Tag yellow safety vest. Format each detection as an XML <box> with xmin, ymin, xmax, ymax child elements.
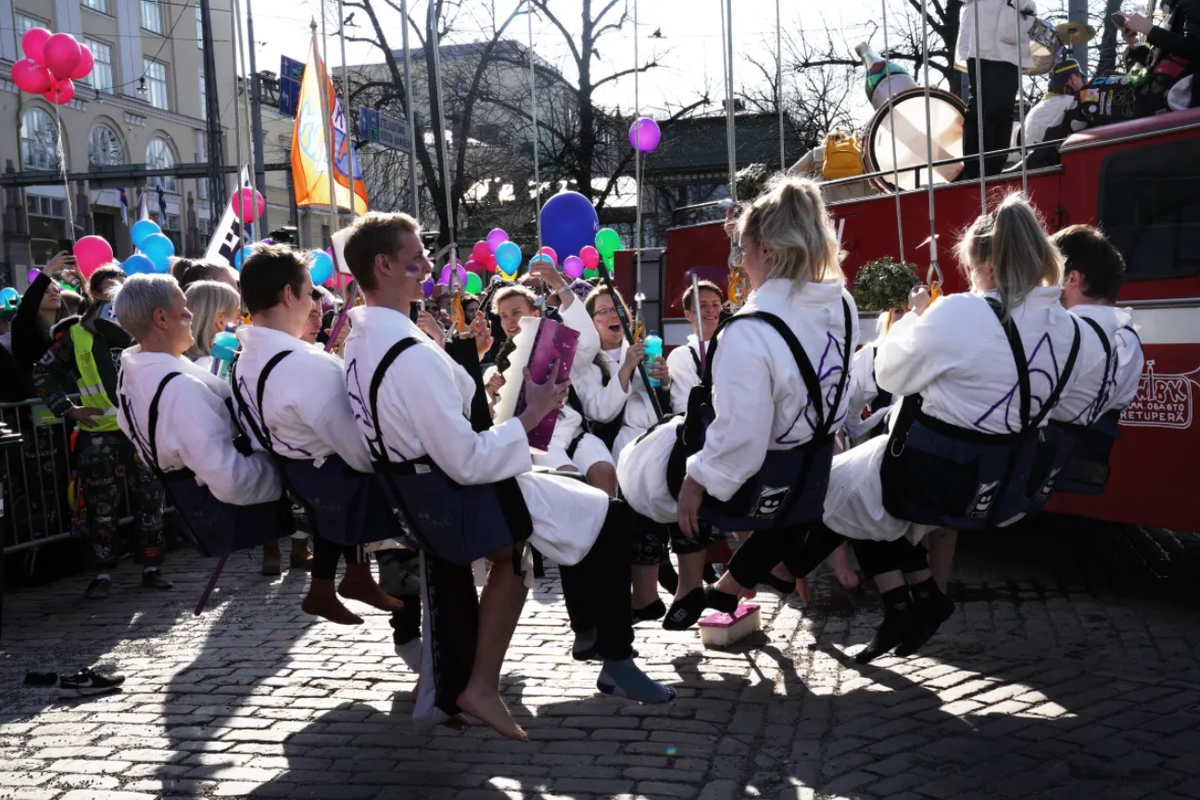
<box><xmin>69</xmin><ymin>323</ymin><xmax>120</xmax><ymax>432</ymax></box>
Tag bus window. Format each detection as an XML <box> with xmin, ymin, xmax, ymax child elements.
<box><xmin>1099</xmin><ymin>140</ymin><xmax>1200</xmax><ymax>282</ymax></box>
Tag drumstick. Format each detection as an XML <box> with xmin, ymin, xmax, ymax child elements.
<box><xmin>691</xmin><ymin>273</ymin><xmax>707</xmax><ymax>373</ymax></box>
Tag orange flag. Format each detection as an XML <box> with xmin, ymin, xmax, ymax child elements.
<box><xmin>291</xmin><ymin>43</ymin><xmax>368</xmax><ymax>213</ymax></box>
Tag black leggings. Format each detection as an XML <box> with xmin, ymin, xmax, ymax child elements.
<box><xmin>559</xmin><ymin>500</ymin><xmax>635</xmax><ymax>661</ymax></box>
<box><xmin>312</xmin><ymin>537</ymin><xmax>366</xmax><ymax>580</ymax></box>
<box><xmin>725</xmin><ymin>522</ymin><xmax>930</xmax><ymax>587</ymax></box>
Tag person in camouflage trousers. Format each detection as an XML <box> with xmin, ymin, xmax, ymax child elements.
<box><xmin>33</xmin><ymin>266</ymin><xmax>172</xmax><ymax>599</ymax></box>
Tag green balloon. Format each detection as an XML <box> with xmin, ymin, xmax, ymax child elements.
<box><xmin>583</xmin><ymin>268</ymin><xmax>599</xmax><ymax>280</ymax></box>
<box><xmin>465</xmin><ymin>272</ymin><xmax>483</xmax><ymax>294</ymax></box>
<box><xmin>594</xmin><ymin>228</ymin><xmax>622</xmax><ymax>258</ymax></box>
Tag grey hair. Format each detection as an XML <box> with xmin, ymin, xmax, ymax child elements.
<box><xmin>112</xmin><ymin>273</ymin><xmax>181</xmax><ymax>340</ymax></box>
<box><xmin>184</xmin><ymin>280</ymin><xmax>241</xmax><ymax>359</ymax></box>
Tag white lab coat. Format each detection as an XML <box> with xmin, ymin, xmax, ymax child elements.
<box><xmin>234</xmin><ymin>326</ymin><xmax>373</xmax><ymax>473</ymax></box>
<box><xmin>343</xmin><ymin>305</ymin><xmax>609</xmax><ymax>566</ymax></box>
<box><xmin>666</xmin><ymin>335</ymin><xmax>708</xmax><ymax>414</ymax></box>
<box><xmin>843</xmin><ymin>344</ymin><xmax>897</xmax><ymax>441</ymax></box>
<box><xmin>823</xmin><ymin>288</ymin><xmax>1085</xmax><ymax>542</ymax></box>
<box><xmin>618</xmin><ymin>278</ymin><xmax>859</xmax><ymax>523</ymax></box>
<box><xmin>955</xmin><ymin>0</ymin><xmax>1037</xmax><ymax>70</ymax></box>
<box><xmin>116</xmin><ymin>346</ymin><xmax>281</xmax><ymax>505</ymax></box>
<box><xmin>1051</xmin><ymin>305</ymin><xmax>1144</xmax><ymax>424</ymax></box>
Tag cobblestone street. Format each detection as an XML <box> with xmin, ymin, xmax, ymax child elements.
<box><xmin>2</xmin><ymin>527</ymin><xmax>1199</xmax><ymax>800</ymax></box>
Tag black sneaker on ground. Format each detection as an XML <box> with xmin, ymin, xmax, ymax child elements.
<box><xmin>141</xmin><ymin>570</ymin><xmax>174</xmax><ymax>590</ymax></box>
<box><xmin>84</xmin><ymin>577</ymin><xmax>112</xmax><ymax>599</ymax></box>
<box><xmin>59</xmin><ymin>668</ymin><xmax>125</xmax><ymax>696</ymax></box>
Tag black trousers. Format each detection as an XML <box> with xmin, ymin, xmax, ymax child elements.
<box><xmin>962</xmin><ymin>58</ymin><xmax>1020</xmax><ymax>180</ymax></box>
<box><xmin>726</xmin><ymin>522</ymin><xmax>931</xmax><ymax>587</ymax></box>
<box><xmin>559</xmin><ymin>500</ymin><xmax>635</xmax><ymax>661</ymax></box>
<box><xmin>312</xmin><ymin>538</ymin><xmax>365</xmax><ymax>580</ymax></box>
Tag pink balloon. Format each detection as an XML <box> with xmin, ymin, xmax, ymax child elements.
<box><xmin>43</xmin><ymin>78</ymin><xmax>75</xmax><ymax>106</ymax></box>
<box><xmin>486</xmin><ymin>228</ymin><xmax>508</xmax><ymax>253</ymax></box>
<box><xmin>563</xmin><ymin>255</ymin><xmax>584</xmax><ymax>280</ymax></box>
<box><xmin>471</xmin><ymin>241</ymin><xmax>491</xmax><ymax>264</ymax></box>
<box><xmin>21</xmin><ymin>28</ymin><xmax>51</xmax><ymax>64</ymax></box>
<box><xmin>69</xmin><ymin>44</ymin><xmax>94</xmax><ymax>81</ymax></box>
<box><xmin>230</xmin><ymin>188</ymin><xmax>265</xmax><ymax>223</ymax></box>
<box><xmin>43</xmin><ymin>33</ymin><xmax>82</xmax><ymax>81</ymax></box>
<box><xmin>538</xmin><ymin>246</ymin><xmax>558</xmax><ymax>266</ymax></box>
<box><xmin>629</xmin><ymin>117</ymin><xmax>662</xmax><ymax>153</ymax></box>
<box><xmin>579</xmin><ymin>245</ymin><xmax>600</xmax><ymax>270</ymax></box>
<box><xmin>73</xmin><ymin>235</ymin><xmax>114</xmax><ymax>279</ymax></box>
<box><xmin>10</xmin><ymin>58</ymin><xmax>53</xmax><ymax>94</ymax></box>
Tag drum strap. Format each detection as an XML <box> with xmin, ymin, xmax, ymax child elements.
<box><xmin>1079</xmin><ymin>317</ymin><xmax>1114</xmax><ymax>426</ymax></box>
<box><xmin>230</xmin><ymin>350</ymin><xmax>293</xmax><ymax>453</ymax></box>
<box><xmin>117</xmin><ymin>370</ymin><xmax>191</xmax><ymax>481</ymax></box>
<box><xmin>366</xmin><ymin>338</ymin><xmax>425</xmax><ymax>463</ymax></box>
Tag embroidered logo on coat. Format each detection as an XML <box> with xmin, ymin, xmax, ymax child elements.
<box><xmin>751</xmin><ymin>486</ymin><xmax>791</xmax><ymax>518</ymax></box>
<box><xmin>967</xmin><ymin>480</ymin><xmax>1000</xmax><ymax>519</ymax></box>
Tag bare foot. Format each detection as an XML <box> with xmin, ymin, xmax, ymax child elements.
<box><xmin>828</xmin><ymin>544</ymin><xmax>860</xmax><ymax>590</ymax></box>
<box><xmin>301</xmin><ymin>593</ymin><xmax>364</xmax><ymax>625</ymax></box>
<box><xmin>795</xmin><ymin>578</ymin><xmax>812</xmax><ymax>604</ymax></box>
<box><xmin>339</xmin><ymin>573</ymin><xmax>404</xmax><ymax>613</ymax></box>
<box><xmin>456</xmin><ymin>686</ymin><xmax>527</xmax><ymax>742</ymax></box>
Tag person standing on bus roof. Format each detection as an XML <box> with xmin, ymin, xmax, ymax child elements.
<box><xmin>956</xmin><ymin>0</ymin><xmax>1038</xmax><ymax>179</ymax></box>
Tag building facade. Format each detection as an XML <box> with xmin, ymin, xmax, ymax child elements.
<box><xmin>0</xmin><ymin>0</ymin><xmax>237</xmax><ymax>288</ymax></box>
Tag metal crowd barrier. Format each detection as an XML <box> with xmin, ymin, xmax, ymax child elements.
<box><xmin>0</xmin><ymin>397</ymin><xmax>168</xmax><ymax>556</ymax></box>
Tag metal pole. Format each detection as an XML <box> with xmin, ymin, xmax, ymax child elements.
<box><xmin>724</xmin><ymin>0</ymin><xmax>737</xmax><ymax>203</ymax></box>
<box><xmin>246</xmin><ymin>0</ymin><xmax>268</xmax><ymax>233</ymax></box>
<box><xmin>527</xmin><ymin>0</ymin><xmax>541</xmax><ymax>251</ymax></box>
<box><xmin>401</xmin><ymin>0</ymin><xmax>419</xmax><ymax>220</ymax></box>
<box><xmin>429</xmin><ymin>2</ymin><xmax>457</xmax><ymax>269</ymax></box>
<box><xmin>311</xmin><ymin>20</ymin><xmax>339</xmax><ymax>236</ymax></box>
<box><xmin>776</xmin><ymin>0</ymin><xmax>785</xmax><ymax>171</ymax></box>
<box><xmin>336</xmin><ymin>0</ymin><xmax>359</xmax><ymax>218</ymax></box>
<box><xmin>200</xmin><ymin>0</ymin><xmax>226</xmax><ymax>211</ymax></box>
<box><xmin>230</xmin><ymin>0</ymin><xmax>246</xmax><ymax>262</ymax></box>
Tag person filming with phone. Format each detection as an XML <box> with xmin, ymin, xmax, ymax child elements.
<box><xmin>1115</xmin><ymin>1</ymin><xmax>1199</xmax><ymax>111</ymax></box>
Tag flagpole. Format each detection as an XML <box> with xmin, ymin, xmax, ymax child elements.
<box><xmin>336</xmin><ymin>0</ymin><xmax>359</xmax><ymax>219</ymax></box>
<box><xmin>400</xmin><ymin>0</ymin><xmax>418</xmax><ymax>220</ymax></box>
<box><xmin>311</xmin><ymin>19</ymin><xmax>340</xmax><ymax>242</ymax></box>
<box><xmin>231</xmin><ymin>0</ymin><xmax>246</xmax><ymax>264</ymax></box>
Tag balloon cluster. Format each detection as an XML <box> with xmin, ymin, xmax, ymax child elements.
<box><xmin>9</xmin><ymin>29</ymin><xmax>93</xmax><ymax>105</ymax></box>
<box><xmin>123</xmin><ymin>219</ymin><xmax>175</xmax><ymax>275</ymax></box>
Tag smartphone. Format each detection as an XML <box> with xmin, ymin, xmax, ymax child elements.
<box><xmin>410</xmin><ymin>301</ymin><xmax>420</xmax><ymax>323</ymax></box>
<box><xmin>1111</xmin><ymin>12</ymin><xmax>1127</xmax><ymax>28</ymax></box>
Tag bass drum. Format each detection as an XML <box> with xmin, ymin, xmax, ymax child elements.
<box><xmin>862</xmin><ymin>88</ymin><xmax>967</xmax><ymax>193</ymax></box>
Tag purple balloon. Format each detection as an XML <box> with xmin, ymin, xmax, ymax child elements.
<box><xmin>422</xmin><ymin>277</ymin><xmax>435</xmax><ymax>299</ymax></box>
<box><xmin>259</xmin><ymin>237</ymin><xmax>273</xmax><ymax>246</ymax></box>
<box><xmin>629</xmin><ymin>117</ymin><xmax>661</xmax><ymax>153</ymax></box>
<box><xmin>562</xmin><ymin>255</ymin><xmax>585</xmax><ymax>280</ymax></box>
<box><xmin>440</xmin><ymin>263</ymin><xmax>467</xmax><ymax>287</ymax></box>
<box><xmin>486</xmin><ymin>228</ymin><xmax>508</xmax><ymax>253</ymax></box>
<box><xmin>27</xmin><ymin>268</ymin><xmax>42</xmax><ymax>283</ymax></box>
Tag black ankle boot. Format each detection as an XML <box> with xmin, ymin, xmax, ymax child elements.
<box><xmin>856</xmin><ymin>586</ymin><xmax>919</xmax><ymax>665</ymax></box>
<box><xmin>894</xmin><ymin>580</ymin><xmax>955</xmax><ymax>657</ymax></box>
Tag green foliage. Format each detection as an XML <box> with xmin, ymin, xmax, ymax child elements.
<box><xmin>853</xmin><ymin>257</ymin><xmax>921</xmax><ymax>312</ymax></box>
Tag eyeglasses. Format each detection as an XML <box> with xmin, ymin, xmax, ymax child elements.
<box><xmin>591</xmin><ymin>306</ymin><xmax>618</xmax><ymax>318</ymax></box>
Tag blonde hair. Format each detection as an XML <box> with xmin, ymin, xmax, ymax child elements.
<box><xmin>726</xmin><ymin>174</ymin><xmax>845</xmax><ymax>286</ymax></box>
<box><xmin>491</xmin><ymin>285</ymin><xmax>538</xmax><ymax>315</ymax></box>
<box><xmin>955</xmin><ymin>193</ymin><xmax>1063</xmax><ymax>318</ymax></box>
<box><xmin>184</xmin><ymin>280</ymin><xmax>241</xmax><ymax>359</ymax></box>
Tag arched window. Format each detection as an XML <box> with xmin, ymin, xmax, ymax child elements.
<box><xmin>88</xmin><ymin>123</ymin><xmax>125</xmax><ymax>167</ymax></box>
<box><xmin>145</xmin><ymin>136</ymin><xmax>177</xmax><ymax>192</ymax></box>
<box><xmin>20</xmin><ymin>108</ymin><xmax>61</xmax><ymax>171</ymax></box>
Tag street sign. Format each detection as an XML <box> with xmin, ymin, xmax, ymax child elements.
<box><xmin>358</xmin><ymin>106</ymin><xmax>411</xmax><ymax>151</ymax></box>
<box><xmin>279</xmin><ymin>56</ymin><xmax>305</xmax><ymax>117</ymax></box>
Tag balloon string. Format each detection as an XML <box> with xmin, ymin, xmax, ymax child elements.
<box><xmin>55</xmin><ymin>102</ymin><xmax>75</xmax><ymax>245</ymax></box>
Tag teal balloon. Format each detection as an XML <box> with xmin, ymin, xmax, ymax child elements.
<box><xmin>309</xmin><ymin>250</ymin><xmax>334</xmax><ymax>286</ymax></box>
<box><xmin>122</xmin><ymin>254</ymin><xmax>155</xmax><ymax>275</ymax></box>
<box><xmin>495</xmin><ymin>241</ymin><xmax>522</xmax><ymax>273</ymax></box>
<box><xmin>0</xmin><ymin>287</ymin><xmax>18</xmax><ymax>307</ymax></box>
<box><xmin>140</xmin><ymin>233</ymin><xmax>175</xmax><ymax>273</ymax></box>
<box><xmin>233</xmin><ymin>248</ymin><xmax>247</xmax><ymax>271</ymax></box>
<box><xmin>130</xmin><ymin>219</ymin><xmax>161</xmax><ymax>249</ymax></box>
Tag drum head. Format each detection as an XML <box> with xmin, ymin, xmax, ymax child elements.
<box><xmin>1025</xmin><ymin>51</ymin><xmax>1054</xmax><ymax>75</ymax></box>
<box><xmin>862</xmin><ymin>88</ymin><xmax>966</xmax><ymax>192</ymax></box>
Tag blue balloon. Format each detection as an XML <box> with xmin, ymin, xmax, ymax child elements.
<box><xmin>495</xmin><ymin>241</ymin><xmax>522</xmax><ymax>274</ymax></box>
<box><xmin>122</xmin><ymin>254</ymin><xmax>155</xmax><ymax>275</ymax></box>
<box><xmin>0</xmin><ymin>286</ymin><xmax>18</xmax><ymax>308</ymax></box>
<box><xmin>140</xmin><ymin>233</ymin><xmax>175</xmax><ymax>273</ymax></box>
<box><xmin>233</xmin><ymin>248</ymin><xmax>247</xmax><ymax>271</ymax></box>
<box><xmin>310</xmin><ymin>250</ymin><xmax>334</xmax><ymax>286</ymax></box>
<box><xmin>130</xmin><ymin>219</ymin><xmax>161</xmax><ymax>249</ymax></box>
<box><xmin>539</xmin><ymin>191</ymin><xmax>599</xmax><ymax>261</ymax></box>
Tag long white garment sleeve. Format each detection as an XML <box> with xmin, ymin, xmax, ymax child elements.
<box><xmin>666</xmin><ymin>335</ymin><xmax>705</xmax><ymax>414</ymax></box>
<box><xmin>117</xmin><ymin>347</ymin><xmax>281</xmax><ymax>505</ymax></box>
<box><xmin>687</xmin><ymin>279</ymin><xmax>859</xmax><ymax>503</ymax></box>
<box><xmin>343</xmin><ymin>306</ymin><xmax>608</xmax><ymax>564</ymax></box>
<box><xmin>825</xmin><ymin>287</ymin><xmax>1085</xmax><ymax>543</ymax></box>
<box><xmin>234</xmin><ymin>326</ymin><xmax>374</xmax><ymax>473</ymax></box>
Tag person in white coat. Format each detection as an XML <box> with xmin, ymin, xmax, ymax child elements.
<box><xmin>625</xmin><ymin>176</ymin><xmax>860</xmax><ymax>630</ymax></box>
<box><xmin>233</xmin><ymin>245</ymin><xmax>403</xmax><ymax>626</ymax></box>
<box><xmin>956</xmin><ymin>0</ymin><xmax>1038</xmax><ymax>178</ymax></box>
<box><xmin>111</xmin><ymin>274</ymin><xmax>281</xmax><ymax>510</ymax></box>
<box><xmin>666</xmin><ymin>280</ymin><xmax>723</xmax><ymax>414</ymax></box>
<box><xmin>340</xmin><ymin>213</ymin><xmax>674</xmax><ymax>740</ymax></box>
<box><xmin>760</xmin><ymin>194</ymin><xmax>1086</xmax><ymax>665</ymax></box>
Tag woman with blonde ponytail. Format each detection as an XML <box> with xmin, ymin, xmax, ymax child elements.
<box><xmin>617</xmin><ymin>175</ymin><xmax>860</xmax><ymax>630</ymax></box>
<box><xmin>763</xmin><ymin>193</ymin><xmax>1091</xmax><ymax>665</ymax></box>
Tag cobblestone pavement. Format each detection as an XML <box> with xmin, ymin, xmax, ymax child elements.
<box><xmin>2</xmin><ymin>529</ymin><xmax>1199</xmax><ymax>800</ymax></box>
